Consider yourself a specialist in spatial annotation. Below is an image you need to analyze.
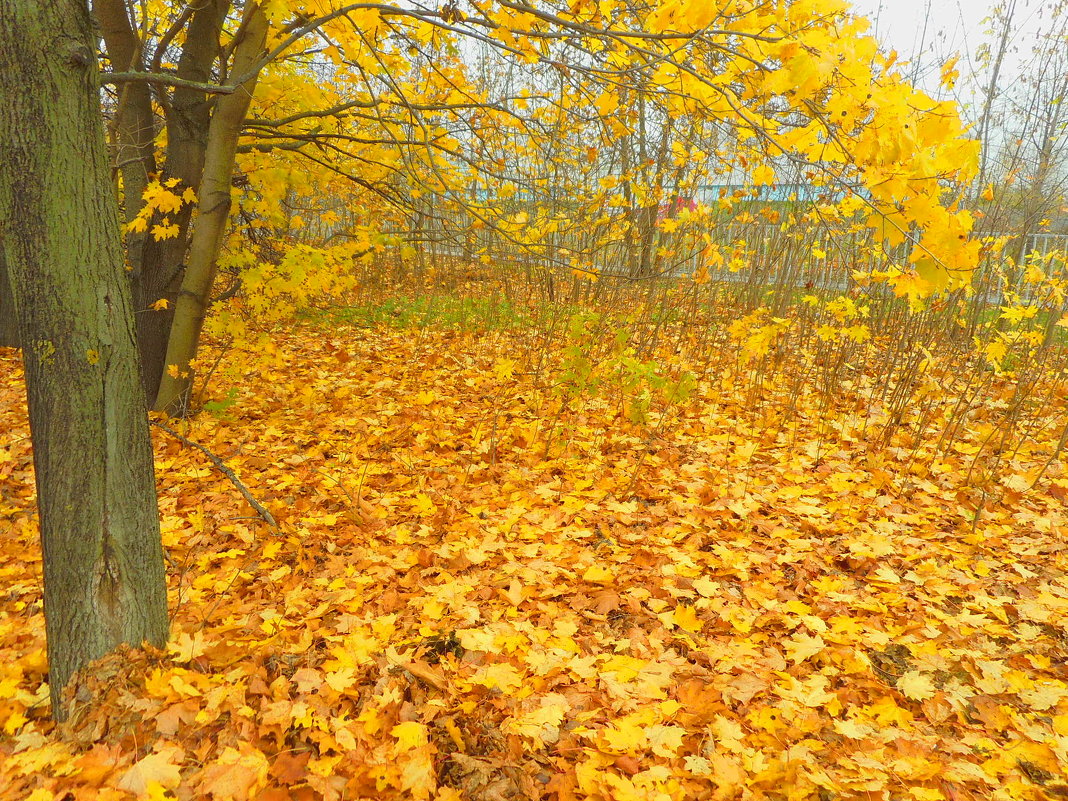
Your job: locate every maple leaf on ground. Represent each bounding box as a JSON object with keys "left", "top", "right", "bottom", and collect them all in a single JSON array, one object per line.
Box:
[
  {"left": 468, "top": 662, "right": 523, "bottom": 694},
  {"left": 118, "top": 745, "right": 184, "bottom": 796},
  {"left": 503, "top": 694, "right": 570, "bottom": 746},
  {"left": 392, "top": 721, "right": 429, "bottom": 751},
  {"left": 784, "top": 632, "right": 826, "bottom": 664},
  {"left": 196, "top": 746, "right": 269, "bottom": 801},
  {"left": 898, "top": 671, "right": 937, "bottom": 701},
  {"left": 397, "top": 747, "right": 437, "bottom": 800},
  {"left": 671, "top": 604, "right": 703, "bottom": 633}
]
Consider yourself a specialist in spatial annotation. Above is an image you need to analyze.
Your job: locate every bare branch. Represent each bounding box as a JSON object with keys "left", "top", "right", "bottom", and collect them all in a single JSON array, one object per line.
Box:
[
  {"left": 102, "top": 70, "right": 235, "bottom": 94},
  {"left": 152, "top": 421, "right": 278, "bottom": 529}
]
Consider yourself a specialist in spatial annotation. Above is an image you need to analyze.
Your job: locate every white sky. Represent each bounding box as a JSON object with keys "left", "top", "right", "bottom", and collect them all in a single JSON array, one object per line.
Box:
[
  {"left": 850, "top": 0, "right": 989, "bottom": 59},
  {"left": 847, "top": 0, "right": 1060, "bottom": 103}
]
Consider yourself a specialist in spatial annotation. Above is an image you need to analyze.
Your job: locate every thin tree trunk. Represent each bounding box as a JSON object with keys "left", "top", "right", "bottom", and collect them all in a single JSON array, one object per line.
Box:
[
  {"left": 975, "top": 0, "right": 1016, "bottom": 198},
  {"left": 0, "top": 0, "right": 169, "bottom": 720},
  {"left": 155, "top": 2, "right": 268, "bottom": 414}
]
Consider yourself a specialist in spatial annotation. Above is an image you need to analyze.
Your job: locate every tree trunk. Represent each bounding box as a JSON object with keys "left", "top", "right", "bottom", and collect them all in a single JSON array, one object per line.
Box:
[
  {"left": 93, "top": 0, "right": 163, "bottom": 401},
  {"left": 0, "top": 250, "right": 19, "bottom": 348},
  {"left": 133, "top": 0, "right": 230, "bottom": 407},
  {"left": 93, "top": 0, "right": 231, "bottom": 407},
  {"left": 0, "top": 0, "right": 169, "bottom": 720},
  {"left": 155, "top": 2, "right": 268, "bottom": 414}
]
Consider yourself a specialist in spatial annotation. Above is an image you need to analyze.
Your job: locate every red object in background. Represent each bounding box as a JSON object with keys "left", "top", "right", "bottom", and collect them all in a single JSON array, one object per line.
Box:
[{"left": 657, "top": 196, "right": 696, "bottom": 222}]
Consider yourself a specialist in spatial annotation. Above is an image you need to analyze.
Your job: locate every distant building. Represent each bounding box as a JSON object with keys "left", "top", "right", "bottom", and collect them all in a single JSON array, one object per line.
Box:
[{"left": 697, "top": 183, "right": 864, "bottom": 205}]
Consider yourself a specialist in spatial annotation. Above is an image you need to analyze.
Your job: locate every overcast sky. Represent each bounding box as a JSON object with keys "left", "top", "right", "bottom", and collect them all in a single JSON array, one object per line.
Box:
[
  {"left": 850, "top": 0, "right": 986, "bottom": 59},
  {"left": 847, "top": 0, "right": 1061, "bottom": 100}
]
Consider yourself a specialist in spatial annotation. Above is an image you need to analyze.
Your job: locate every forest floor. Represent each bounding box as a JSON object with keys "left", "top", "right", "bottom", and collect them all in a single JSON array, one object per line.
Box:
[{"left": 0, "top": 317, "right": 1067, "bottom": 801}]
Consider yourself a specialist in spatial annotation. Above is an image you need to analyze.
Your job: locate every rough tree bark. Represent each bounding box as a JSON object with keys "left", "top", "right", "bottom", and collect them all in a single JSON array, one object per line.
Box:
[
  {"left": 0, "top": 0, "right": 169, "bottom": 720},
  {"left": 0, "top": 251, "right": 19, "bottom": 348}
]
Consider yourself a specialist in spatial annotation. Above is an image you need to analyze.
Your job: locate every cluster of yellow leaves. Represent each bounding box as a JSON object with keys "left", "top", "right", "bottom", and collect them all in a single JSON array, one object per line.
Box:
[
  {"left": 160, "top": 0, "right": 994, "bottom": 315},
  {"left": 125, "top": 180, "right": 197, "bottom": 241},
  {"left": 802, "top": 295, "right": 872, "bottom": 345},
  {"left": 728, "top": 307, "right": 792, "bottom": 361},
  {"left": 1, "top": 307, "right": 1067, "bottom": 800},
  {"left": 558, "top": 0, "right": 985, "bottom": 297},
  {"left": 976, "top": 254, "right": 1068, "bottom": 373}
]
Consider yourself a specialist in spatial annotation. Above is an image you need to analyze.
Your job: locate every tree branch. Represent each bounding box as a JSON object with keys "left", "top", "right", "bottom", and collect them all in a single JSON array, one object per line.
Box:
[
  {"left": 152, "top": 421, "right": 278, "bottom": 529},
  {"left": 102, "top": 71, "right": 236, "bottom": 94}
]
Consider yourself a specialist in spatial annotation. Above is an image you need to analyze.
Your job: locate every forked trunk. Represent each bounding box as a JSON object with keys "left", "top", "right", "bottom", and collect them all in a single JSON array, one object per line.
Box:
[
  {"left": 93, "top": 0, "right": 230, "bottom": 407},
  {"left": 155, "top": 2, "right": 268, "bottom": 414}
]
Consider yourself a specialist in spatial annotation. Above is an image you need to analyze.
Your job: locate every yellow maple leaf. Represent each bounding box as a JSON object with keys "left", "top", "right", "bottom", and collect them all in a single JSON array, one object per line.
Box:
[
  {"left": 391, "top": 721, "right": 429, "bottom": 751},
  {"left": 1053, "top": 713, "right": 1068, "bottom": 736},
  {"left": 940, "top": 56, "right": 959, "bottom": 89},
  {"left": 646, "top": 724, "right": 686, "bottom": 757},
  {"left": 125, "top": 215, "right": 150, "bottom": 234},
  {"left": 872, "top": 566, "right": 901, "bottom": 584},
  {"left": 504, "top": 695, "right": 569, "bottom": 746},
  {"left": 118, "top": 745, "right": 184, "bottom": 796},
  {"left": 751, "top": 164, "right": 775, "bottom": 185},
  {"left": 412, "top": 493, "right": 436, "bottom": 516},
  {"left": 692, "top": 577, "right": 717, "bottom": 597},
  {"left": 868, "top": 696, "right": 914, "bottom": 726},
  {"left": 3, "top": 710, "right": 27, "bottom": 735},
  {"left": 469, "top": 662, "right": 522, "bottom": 693},
  {"left": 152, "top": 220, "right": 181, "bottom": 241},
  {"left": 711, "top": 715, "right": 746, "bottom": 751},
  {"left": 599, "top": 716, "right": 648, "bottom": 753},
  {"left": 784, "top": 632, "right": 826, "bottom": 664},
  {"left": 672, "top": 604, "right": 703, "bottom": 633},
  {"left": 324, "top": 666, "right": 357, "bottom": 693},
  {"left": 168, "top": 630, "right": 206, "bottom": 663},
  {"left": 148, "top": 187, "right": 183, "bottom": 215},
  {"left": 492, "top": 358, "right": 516, "bottom": 380},
  {"left": 582, "top": 564, "right": 614, "bottom": 584},
  {"left": 398, "top": 746, "right": 436, "bottom": 800},
  {"left": 833, "top": 718, "right": 872, "bottom": 739},
  {"left": 901, "top": 670, "right": 935, "bottom": 700}
]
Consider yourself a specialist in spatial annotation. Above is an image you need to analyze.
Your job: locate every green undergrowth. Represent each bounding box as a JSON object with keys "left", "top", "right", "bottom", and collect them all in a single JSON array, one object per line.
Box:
[{"left": 302, "top": 293, "right": 531, "bottom": 331}]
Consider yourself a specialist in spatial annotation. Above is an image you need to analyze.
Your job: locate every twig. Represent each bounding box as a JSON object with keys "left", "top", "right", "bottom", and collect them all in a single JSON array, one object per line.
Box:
[
  {"left": 151, "top": 421, "right": 278, "bottom": 529},
  {"left": 192, "top": 335, "right": 235, "bottom": 409}
]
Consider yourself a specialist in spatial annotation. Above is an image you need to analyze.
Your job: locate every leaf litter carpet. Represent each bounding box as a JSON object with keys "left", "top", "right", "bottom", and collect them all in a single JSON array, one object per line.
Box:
[{"left": 0, "top": 325, "right": 1067, "bottom": 801}]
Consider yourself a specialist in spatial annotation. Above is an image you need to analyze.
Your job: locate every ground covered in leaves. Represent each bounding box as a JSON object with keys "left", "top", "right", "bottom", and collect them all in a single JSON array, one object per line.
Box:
[{"left": 1, "top": 322, "right": 1067, "bottom": 801}]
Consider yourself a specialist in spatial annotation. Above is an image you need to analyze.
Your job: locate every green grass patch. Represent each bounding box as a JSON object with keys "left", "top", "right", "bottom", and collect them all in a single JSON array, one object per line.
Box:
[{"left": 303, "top": 293, "right": 532, "bottom": 331}]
